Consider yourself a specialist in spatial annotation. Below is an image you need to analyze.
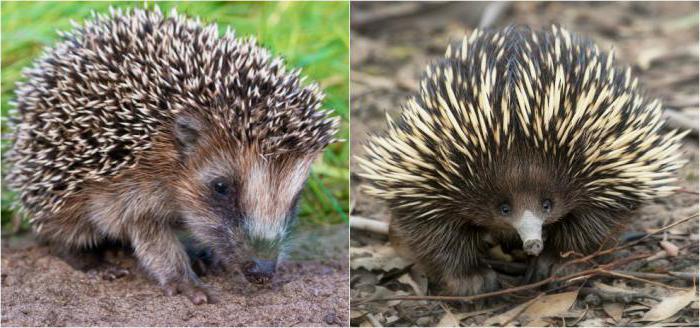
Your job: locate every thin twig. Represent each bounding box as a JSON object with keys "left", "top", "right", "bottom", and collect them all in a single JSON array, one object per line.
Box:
[
  {"left": 366, "top": 313, "right": 382, "bottom": 327},
  {"left": 631, "top": 214, "right": 698, "bottom": 245},
  {"left": 611, "top": 270, "right": 698, "bottom": 282},
  {"left": 354, "top": 214, "right": 699, "bottom": 305},
  {"left": 579, "top": 286, "right": 661, "bottom": 302},
  {"left": 354, "top": 267, "right": 598, "bottom": 304},
  {"left": 350, "top": 216, "right": 389, "bottom": 235},
  {"left": 676, "top": 188, "right": 700, "bottom": 195},
  {"left": 478, "top": 2, "right": 511, "bottom": 29},
  {"left": 663, "top": 110, "right": 699, "bottom": 136},
  {"left": 599, "top": 270, "right": 688, "bottom": 290},
  {"left": 567, "top": 213, "right": 698, "bottom": 266}
]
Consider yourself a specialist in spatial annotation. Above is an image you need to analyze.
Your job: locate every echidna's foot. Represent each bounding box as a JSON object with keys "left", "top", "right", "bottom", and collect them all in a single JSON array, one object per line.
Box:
[
  {"left": 523, "top": 252, "right": 577, "bottom": 286},
  {"left": 441, "top": 269, "right": 500, "bottom": 310},
  {"left": 523, "top": 254, "right": 555, "bottom": 284},
  {"left": 162, "top": 279, "right": 214, "bottom": 305},
  {"left": 443, "top": 268, "right": 500, "bottom": 296}
]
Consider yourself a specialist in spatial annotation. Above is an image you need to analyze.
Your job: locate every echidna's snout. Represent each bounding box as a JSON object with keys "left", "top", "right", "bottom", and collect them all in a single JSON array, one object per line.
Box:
[
  {"left": 242, "top": 257, "right": 277, "bottom": 285},
  {"left": 513, "top": 210, "right": 544, "bottom": 256}
]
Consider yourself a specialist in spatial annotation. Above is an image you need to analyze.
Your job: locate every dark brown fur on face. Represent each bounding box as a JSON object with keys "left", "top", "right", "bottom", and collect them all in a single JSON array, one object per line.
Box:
[{"left": 388, "top": 156, "right": 629, "bottom": 296}]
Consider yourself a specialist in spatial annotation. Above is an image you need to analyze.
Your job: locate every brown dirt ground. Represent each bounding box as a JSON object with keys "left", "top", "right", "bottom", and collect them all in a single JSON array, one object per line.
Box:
[
  {"left": 1, "top": 225, "right": 349, "bottom": 327},
  {"left": 351, "top": 1, "right": 699, "bottom": 326}
]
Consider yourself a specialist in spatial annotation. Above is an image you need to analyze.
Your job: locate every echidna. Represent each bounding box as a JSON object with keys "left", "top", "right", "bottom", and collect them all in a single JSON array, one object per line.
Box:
[
  {"left": 357, "top": 25, "right": 688, "bottom": 296},
  {"left": 5, "top": 7, "right": 338, "bottom": 304}
]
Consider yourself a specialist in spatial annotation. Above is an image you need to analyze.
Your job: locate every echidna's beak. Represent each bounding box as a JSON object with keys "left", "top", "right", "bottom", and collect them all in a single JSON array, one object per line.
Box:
[{"left": 513, "top": 210, "right": 544, "bottom": 256}]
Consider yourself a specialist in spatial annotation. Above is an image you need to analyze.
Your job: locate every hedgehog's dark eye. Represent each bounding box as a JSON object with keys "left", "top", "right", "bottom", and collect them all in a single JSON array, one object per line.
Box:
[
  {"left": 212, "top": 180, "right": 230, "bottom": 196},
  {"left": 542, "top": 199, "right": 553, "bottom": 212},
  {"left": 498, "top": 203, "right": 511, "bottom": 216}
]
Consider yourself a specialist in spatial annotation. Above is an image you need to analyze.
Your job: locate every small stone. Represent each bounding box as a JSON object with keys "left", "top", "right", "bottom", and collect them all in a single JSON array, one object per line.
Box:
[
  {"left": 324, "top": 311, "right": 337, "bottom": 325},
  {"left": 584, "top": 293, "right": 601, "bottom": 306}
]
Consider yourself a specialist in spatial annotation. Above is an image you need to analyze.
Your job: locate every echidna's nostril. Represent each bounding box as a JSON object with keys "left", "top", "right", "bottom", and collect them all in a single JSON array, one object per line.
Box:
[{"left": 242, "top": 258, "right": 276, "bottom": 285}]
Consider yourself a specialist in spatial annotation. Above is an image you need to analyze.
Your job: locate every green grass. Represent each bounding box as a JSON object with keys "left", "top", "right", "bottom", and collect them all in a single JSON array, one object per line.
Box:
[{"left": 0, "top": 1, "right": 349, "bottom": 230}]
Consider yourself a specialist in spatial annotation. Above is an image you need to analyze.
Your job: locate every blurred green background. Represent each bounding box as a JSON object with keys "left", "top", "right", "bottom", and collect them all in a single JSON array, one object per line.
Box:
[{"left": 0, "top": 1, "right": 349, "bottom": 232}]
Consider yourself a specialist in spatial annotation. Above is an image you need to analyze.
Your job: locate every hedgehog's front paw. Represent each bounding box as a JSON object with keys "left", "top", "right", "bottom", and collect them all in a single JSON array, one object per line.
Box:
[
  {"left": 443, "top": 269, "right": 500, "bottom": 296},
  {"left": 99, "top": 266, "right": 131, "bottom": 281},
  {"left": 162, "top": 279, "right": 215, "bottom": 305},
  {"left": 191, "top": 252, "right": 226, "bottom": 277}
]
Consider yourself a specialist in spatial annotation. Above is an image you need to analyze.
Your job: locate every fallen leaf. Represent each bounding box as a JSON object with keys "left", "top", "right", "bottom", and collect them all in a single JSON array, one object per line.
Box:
[
  {"left": 556, "top": 309, "right": 587, "bottom": 319},
  {"left": 624, "top": 304, "right": 651, "bottom": 316},
  {"left": 624, "top": 304, "right": 649, "bottom": 312},
  {"left": 659, "top": 240, "right": 679, "bottom": 256},
  {"left": 593, "top": 281, "right": 635, "bottom": 294},
  {"left": 351, "top": 310, "right": 367, "bottom": 320},
  {"left": 519, "top": 291, "right": 579, "bottom": 324},
  {"left": 398, "top": 273, "right": 425, "bottom": 296},
  {"left": 350, "top": 244, "right": 413, "bottom": 271},
  {"left": 592, "top": 281, "right": 647, "bottom": 300},
  {"left": 602, "top": 303, "right": 624, "bottom": 322},
  {"left": 366, "top": 313, "right": 383, "bottom": 327},
  {"left": 576, "top": 318, "right": 607, "bottom": 326},
  {"left": 640, "top": 288, "right": 696, "bottom": 322},
  {"left": 527, "top": 319, "right": 549, "bottom": 326},
  {"left": 437, "top": 305, "right": 461, "bottom": 327},
  {"left": 646, "top": 250, "right": 668, "bottom": 262},
  {"left": 416, "top": 316, "right": 433, "bottom": 326},
  {"left": 368, "top": 286, "right": 410, "bottom": 307},
  {"left": 484, "top": 295, "right": 541, "bottom": 326},
  {"left": 384, "top": 315, "right": 400, "bottom": 325}
]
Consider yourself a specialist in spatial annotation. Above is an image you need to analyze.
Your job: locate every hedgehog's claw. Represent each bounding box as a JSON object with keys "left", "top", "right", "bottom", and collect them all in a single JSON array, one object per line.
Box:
[
  {"left": 162, "top": 280, "right": 216, "bottom": 305},
  {"left": 100, "top": 266, "right": 130, "bottom": 281}
]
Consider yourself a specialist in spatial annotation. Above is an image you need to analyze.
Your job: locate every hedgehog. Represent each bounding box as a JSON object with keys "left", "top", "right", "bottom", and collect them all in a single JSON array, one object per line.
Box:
[
  {"left": 4, "top": 7, "right": 339, "bottom": 304},
  {"left": 357, "top": 25, "right": 688, "bottom": 296}
]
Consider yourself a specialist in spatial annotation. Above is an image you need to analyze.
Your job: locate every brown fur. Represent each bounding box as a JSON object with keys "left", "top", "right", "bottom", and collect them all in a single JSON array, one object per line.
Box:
[
  {"left": 32, "top": 116, "right": 318, "bottom": 303},
  {"left": 6, "top": 8, "right": 337, "bottom": 305},
  {"left": 360, "top": 26, "right": 685, "bottom": 298},
  {"left": 388, "top": 158, "right": 633, "bottom": 296}
]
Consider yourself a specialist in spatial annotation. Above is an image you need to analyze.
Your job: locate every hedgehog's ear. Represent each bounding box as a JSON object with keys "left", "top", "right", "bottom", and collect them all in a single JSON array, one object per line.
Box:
[{"left": 174, "top": 115, "right": 201, "bottom": 153}]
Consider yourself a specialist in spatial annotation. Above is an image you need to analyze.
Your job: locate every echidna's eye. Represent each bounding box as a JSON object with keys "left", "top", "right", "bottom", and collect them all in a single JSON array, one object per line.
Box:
[
  {"left": 212, "top": 180, "right": 230, "bottom": 196},
  {"left": 542, "top": 199, "right": 553, "bottom": 212},
  {"left": 498, "top": 203, "right": 511, "bottom": 216}
]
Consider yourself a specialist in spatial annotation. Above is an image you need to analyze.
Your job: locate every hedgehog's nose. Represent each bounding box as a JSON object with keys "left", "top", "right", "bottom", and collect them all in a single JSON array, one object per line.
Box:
[{"left": 242, "top": 258, "right": 276, "bottom": 285}]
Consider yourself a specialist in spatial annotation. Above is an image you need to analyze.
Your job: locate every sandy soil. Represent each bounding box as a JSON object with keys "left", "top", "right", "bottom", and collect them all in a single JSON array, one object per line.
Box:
[
  {"left": 350, "top": 2, "right": 698, "bottom": 326},
  {"left": 1, "top": 225, "right": 349, "bottom": 327}
]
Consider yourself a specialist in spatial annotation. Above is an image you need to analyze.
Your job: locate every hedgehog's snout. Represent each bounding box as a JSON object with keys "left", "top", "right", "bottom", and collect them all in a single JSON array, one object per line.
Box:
[
  {"left": 242, "top": 257, "right": 276, "bottom": 285},
  {"left": 513, "top": 210, "right": 544, "bottom": 256}
]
